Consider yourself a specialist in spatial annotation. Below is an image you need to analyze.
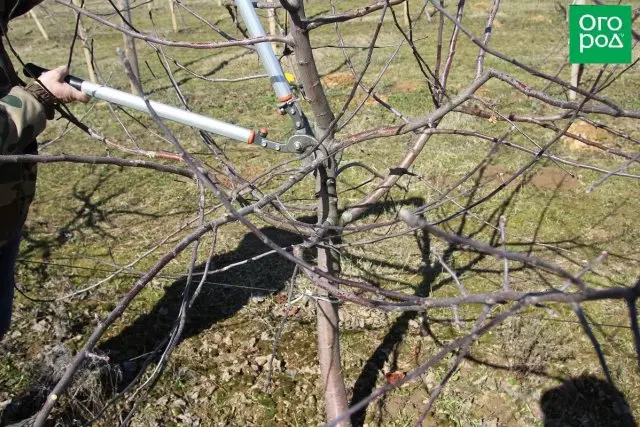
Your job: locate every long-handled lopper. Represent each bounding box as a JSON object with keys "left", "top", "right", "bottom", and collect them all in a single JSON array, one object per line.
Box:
[
  {"left": 23, "top": 62, "right": 317, "bottom": 155},
  {"left": 22, "top": 0, "right": 317, "bottom": 155}
]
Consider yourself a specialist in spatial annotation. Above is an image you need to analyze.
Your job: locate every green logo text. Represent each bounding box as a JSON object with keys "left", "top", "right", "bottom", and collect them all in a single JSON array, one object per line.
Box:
[{"left": 569, "top": 5, "right": 632, "bottom": 64}]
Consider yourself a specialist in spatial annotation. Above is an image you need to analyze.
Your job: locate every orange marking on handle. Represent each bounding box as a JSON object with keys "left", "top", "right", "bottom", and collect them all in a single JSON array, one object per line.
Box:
[
  {"left": 278, "top": 94, "right": 293, "bottom": 102},
  {"left": 248, "top": 130, "right": 256, "bottom": 145}
]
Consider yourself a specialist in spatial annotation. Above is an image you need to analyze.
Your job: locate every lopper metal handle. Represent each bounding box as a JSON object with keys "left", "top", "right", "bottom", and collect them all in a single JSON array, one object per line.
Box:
[
  {"left": 22, "top": 63, "right": 305, "bottom": 152},
  {"left": 23, "top": 63, "right": 85, "bottom": 91},
  {"left": 22, "top": 63, "right": 271, "bottom": 147},
  {"left": 234, "top": 0, "right": 293, "bottom": 102}
]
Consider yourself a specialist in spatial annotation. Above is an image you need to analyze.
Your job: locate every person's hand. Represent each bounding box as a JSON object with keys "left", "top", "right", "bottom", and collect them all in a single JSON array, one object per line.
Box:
[{"left": 37, "top": 66, "right": 90, "bottom": 104}]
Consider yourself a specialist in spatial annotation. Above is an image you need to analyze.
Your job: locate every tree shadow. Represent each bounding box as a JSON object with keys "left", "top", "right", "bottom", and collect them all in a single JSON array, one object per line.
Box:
[
  {"left": 540, "top": 375, "right": 636, "bottom": 427},
  {"left": 99, "top": 224, "right": 307, "bottom": 366},
  {"left": 349, "top": 217, "right": 437, "bottom": 426},
  {"left": 99, "top": 198, "right": 423, "bottom": 379},
  {"left": 2, "top": 193, "right": 425, "bottom": 425},
  {"left": 347, "top": 161, "right": 640, "bottom": 425},
  {"left": 0, "top": 168, "right": 194, "bottom": 426},
  {"left": 4, "top": 221, "right": 308, "bottom": 425},
  {"left": 18, "top": 170, "right": 162, "bottom": 284},
  {"left": 347, "top": 162, "right": 562, "bottom": 425},
  {"left": 424, "top": 172, "right": 640, "bottom": 379}
]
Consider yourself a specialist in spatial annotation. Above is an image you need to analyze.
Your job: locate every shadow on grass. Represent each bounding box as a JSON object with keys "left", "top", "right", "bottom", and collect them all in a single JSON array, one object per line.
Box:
[
  {"left": 348, "top": 161, "right": 640, "bottom": 425},
  {"left": 348, "top": 160, "right": 524, "bottom": 425},
  {"left": 348, "top": 216, "right": 436, "bottom": 426},
  {"left": 4, "top": 221, "right": 305, "bottom": 426},
  {"left": 99, "top": 225, "right": 307, "bottom": 365},
  {"left": 100, "top": 198, "right": 425, "bottom": 377},
  {"left": 3, "top": 195, "right": 426, "bottom": 425},
  {"left": 18, "top": 170, "right": 165, "bottom": 285},
  {"left": 540, "top": 375, "right": 636, "bottom": 427},
  {"left": 346, "top": 161, "right": 616, "bottom": 424}
]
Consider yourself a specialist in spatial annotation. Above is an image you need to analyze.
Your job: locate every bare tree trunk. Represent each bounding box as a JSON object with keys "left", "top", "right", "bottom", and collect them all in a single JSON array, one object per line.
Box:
[
  {"left": 404, "top": 0, "right": 410, "bottom": 27},
  {"left": 315, "top": 160, "right": 348, "bottom": 425},
  {"left": 168, "top": 0, "right": 179, "bottom": 32},
  {"left": 285, "top": 0, "right": 349, "bottom": 424},
  {"left": 570, "top": 63, "right": 584, "bottom": 101},
  {"left": 569, "top": 0, "right": 584, "bottom": 100},
  {"left": 29, "top": 10, "right": 49, "bottom": 40},
  {"left": 120, "top": 0, "right": 140, "bottom": 93},
  {"left": 286, "top": 8, "right": 334, "bottom": 131},
  {"left": 71, "top": 0, "right": 96, "bottom": 83},
  {"left": 267, "top": 8, "right": 278, "bottom": 52}
]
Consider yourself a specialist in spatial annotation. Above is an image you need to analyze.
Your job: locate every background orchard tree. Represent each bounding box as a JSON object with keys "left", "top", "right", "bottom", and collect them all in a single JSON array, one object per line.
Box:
[{"left": 1, "top": 0, "right": 639, "bottom": 426}]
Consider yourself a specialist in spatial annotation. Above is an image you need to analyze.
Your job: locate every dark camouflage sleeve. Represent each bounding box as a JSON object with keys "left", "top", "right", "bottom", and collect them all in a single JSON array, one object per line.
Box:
[
  {"left": 0, "top": 85, "right": 47, "bottom": 155},
  {"left": 1, "top": 0, "right": 46, "bottom": 22}
]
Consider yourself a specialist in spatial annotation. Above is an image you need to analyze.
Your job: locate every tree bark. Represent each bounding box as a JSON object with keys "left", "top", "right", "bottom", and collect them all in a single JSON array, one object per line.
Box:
[
  {"left": 120, "top": 0, "right": 140, "bottom": 92},
  {"left": 285, "top": 0, "right": 349, "bottom": 424},
  {"left": 29, "top": 10, "right": 49, "bottom": 40},
  {"left": 71, "top": 0, "right": 97, "bottom": 83},
  {"left": 168, "top": 0, "right": 179, "bottom": 32},
  {"left": 286, "top": 1, "right": 335, "bottom": 133},
  {"left": 314, "top": 159, "right": 348, "bottom": 426},
  {"left": 569, "top": 0, "right": 585, "bottom": 101},
  {"left": 268, "top": 8, "right": 278, "bottom": 52}
]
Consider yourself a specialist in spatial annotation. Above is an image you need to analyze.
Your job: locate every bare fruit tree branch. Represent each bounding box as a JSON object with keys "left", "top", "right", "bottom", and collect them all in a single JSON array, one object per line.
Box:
[{"left": 2, "top": 0, "right": 635, "bottom": 425}]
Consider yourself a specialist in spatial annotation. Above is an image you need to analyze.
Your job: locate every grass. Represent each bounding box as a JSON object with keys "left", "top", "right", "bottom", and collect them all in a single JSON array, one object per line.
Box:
[{"left": 1, "top": 0, "right": 639, "bottom": 425}]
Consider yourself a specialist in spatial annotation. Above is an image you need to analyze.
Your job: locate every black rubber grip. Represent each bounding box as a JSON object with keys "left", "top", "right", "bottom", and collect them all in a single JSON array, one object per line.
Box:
[{"left": 23, "top": 63, "right": 85, "bottom": 91}]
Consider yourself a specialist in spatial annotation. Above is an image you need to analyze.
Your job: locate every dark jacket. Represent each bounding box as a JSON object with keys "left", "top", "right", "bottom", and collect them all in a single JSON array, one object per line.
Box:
[{"left": 0, "top": 0, "right": 48, "bottom": 245}]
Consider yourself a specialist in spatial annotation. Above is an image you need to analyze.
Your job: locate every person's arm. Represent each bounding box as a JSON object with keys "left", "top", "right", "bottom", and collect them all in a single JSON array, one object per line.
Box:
[
  {"left": 0, "top": 85, "right": 48, "bottom": 155},
  {"left": 0, "top": 66, "right": 90, "bottom": 155}
]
